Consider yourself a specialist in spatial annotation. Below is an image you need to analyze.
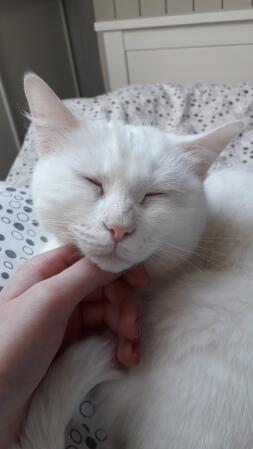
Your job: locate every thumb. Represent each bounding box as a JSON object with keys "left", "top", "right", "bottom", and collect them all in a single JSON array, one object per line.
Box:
[{"left": 24, "top": 257, "right": 118, "bottom": 318}]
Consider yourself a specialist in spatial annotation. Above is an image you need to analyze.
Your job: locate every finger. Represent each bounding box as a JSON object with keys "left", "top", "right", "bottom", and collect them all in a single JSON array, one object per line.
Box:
[
  {"left": 119, "top": 297, "right": 140, "bottom": 340},
  {"left": 117, "top": 338, "right": 140, "bottom": 368},
  {"left": 59, "top": 305, "right": 83, "bottom": 352},
  {"left": 1, "top": 244, "right": 81, "bottom": 301},
  {"left": 85, "top": 287, "right": 105, "bottom": 303},
  {"left": 104, "top": 279, "right": 132, "bottom": 307},
  {"left": 23, "top": 257, "right": 118, "bottom": 318},
  {"left": 81, "top": 301, "right": 105, "bottom": 329},
  {"left": 104, "top": 302, "right": 120, "bottom": 335},
  {"left": 123, "top": 265, "right": 150, "bottom": 289},
  {"left": 60, "top": 302, "right": 106, "bottom": 353},
  {"left": 105, "top": 281, "right": 140, "bottom": 340}
]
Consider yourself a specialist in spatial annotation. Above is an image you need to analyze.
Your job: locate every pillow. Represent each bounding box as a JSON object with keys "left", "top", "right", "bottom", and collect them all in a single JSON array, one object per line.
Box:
[{"left": 0, "top": 182, "right": 50, "bottom": 291}]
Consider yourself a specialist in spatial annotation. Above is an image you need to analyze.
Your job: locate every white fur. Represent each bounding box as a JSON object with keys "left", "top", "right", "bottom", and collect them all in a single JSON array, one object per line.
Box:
[
  {"left": 13, "top": 338, "right": 120, "bottom": 449},
  {"left": 93, "top": 169, "right": 253, "bottom": 449},
  {"left": 15, "top": 74, "right": 248, "bottom": 449}
]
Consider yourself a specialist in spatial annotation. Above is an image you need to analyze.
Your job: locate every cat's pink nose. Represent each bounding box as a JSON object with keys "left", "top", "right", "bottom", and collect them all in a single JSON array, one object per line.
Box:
[{"left": 104, "top": 223, "right": 135, "bottom": 242}]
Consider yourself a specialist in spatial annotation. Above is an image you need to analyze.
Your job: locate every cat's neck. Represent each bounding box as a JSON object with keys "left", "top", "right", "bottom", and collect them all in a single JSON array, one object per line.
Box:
[
  {"left": 144, "top": 240, "right": 201, "bottom": 284},
  {"left": 196, "top": 212, "right": 253, "bottom": 273},
  {"left": 145, "top": 202, "right": 253, "bottom": 282},
  {"left": 195, "top": 168, "right": 253, "bottom": 274}
]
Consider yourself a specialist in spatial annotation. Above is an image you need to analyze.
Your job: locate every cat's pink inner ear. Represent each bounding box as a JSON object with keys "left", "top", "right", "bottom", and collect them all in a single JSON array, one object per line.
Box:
[
  {"left": 182, "top": 121, "right": 244, "bottom": 178},
  {"left": 24, "top": 73, "right": 78, "bottom": 154}
]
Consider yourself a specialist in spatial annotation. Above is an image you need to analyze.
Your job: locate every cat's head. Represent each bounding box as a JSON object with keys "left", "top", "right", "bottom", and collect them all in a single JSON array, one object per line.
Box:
[{"left": 24, "top": 73, "right": 242, "bottom": 274}]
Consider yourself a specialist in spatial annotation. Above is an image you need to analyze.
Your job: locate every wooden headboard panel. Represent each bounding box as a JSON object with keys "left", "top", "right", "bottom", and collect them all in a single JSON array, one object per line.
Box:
[{"left": 95, "top": 9, "right": 253, "bottom": 91}]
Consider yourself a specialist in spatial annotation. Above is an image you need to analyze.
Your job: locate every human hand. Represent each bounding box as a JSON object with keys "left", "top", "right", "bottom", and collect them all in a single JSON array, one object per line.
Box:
[{"left": 0, "top": 245, "right": 148, "bottom": 448}]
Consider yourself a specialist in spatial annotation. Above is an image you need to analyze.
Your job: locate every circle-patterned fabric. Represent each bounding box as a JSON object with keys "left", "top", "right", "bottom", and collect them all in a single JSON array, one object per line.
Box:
[
  {"left": 6, "top": 82, "right": 253, "bottom": 187},
  {"left": 0, "top": 183, "right": 49, "bottom": 290}
]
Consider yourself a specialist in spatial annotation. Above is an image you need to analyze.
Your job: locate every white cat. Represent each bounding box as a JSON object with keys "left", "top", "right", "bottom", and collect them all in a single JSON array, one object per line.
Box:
[{"left": 14, "top": 73, "right": 249, "bottom": 449}]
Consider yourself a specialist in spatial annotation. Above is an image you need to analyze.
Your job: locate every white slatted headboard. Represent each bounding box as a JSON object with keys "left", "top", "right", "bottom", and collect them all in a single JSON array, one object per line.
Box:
[{"left": 95, "top": 9, "right": 253, "bottom": 91}]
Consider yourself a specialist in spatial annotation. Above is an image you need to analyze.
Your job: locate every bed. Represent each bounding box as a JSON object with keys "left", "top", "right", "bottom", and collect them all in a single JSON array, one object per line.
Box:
[{"left": 4, "top": 8, "right": 253, "bottom": 449}]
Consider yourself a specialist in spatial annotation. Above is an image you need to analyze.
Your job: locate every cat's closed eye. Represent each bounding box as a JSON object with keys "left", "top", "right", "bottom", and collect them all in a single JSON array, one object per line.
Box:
[
  {"left": 78, "top": 174, "right": 104, "bottom": 196},
  {"left": 141, "top": 192, "right": 169, "bottom": 205}
]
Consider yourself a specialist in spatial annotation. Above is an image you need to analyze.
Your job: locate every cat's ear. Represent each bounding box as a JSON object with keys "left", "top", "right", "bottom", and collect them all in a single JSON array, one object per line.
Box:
[
  {"left": 24, "top": 73, "right": 79, "bottom": 154},
  {"left": 182, "top": 121, "right": 244, "bottom": 178}
]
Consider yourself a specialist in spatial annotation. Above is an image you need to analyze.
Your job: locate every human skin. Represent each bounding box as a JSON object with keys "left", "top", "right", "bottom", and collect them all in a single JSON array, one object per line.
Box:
[{"left": 0, "top": 244, "right": 149, "bottom": 448}]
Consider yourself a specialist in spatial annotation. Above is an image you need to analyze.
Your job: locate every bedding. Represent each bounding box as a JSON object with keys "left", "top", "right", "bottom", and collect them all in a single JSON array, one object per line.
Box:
[
  {"left": 3, "top": 81, "right": 253, "bottom": 448},
  {"left": 7, "top": 82, "right": 253, "bottom": 187}
]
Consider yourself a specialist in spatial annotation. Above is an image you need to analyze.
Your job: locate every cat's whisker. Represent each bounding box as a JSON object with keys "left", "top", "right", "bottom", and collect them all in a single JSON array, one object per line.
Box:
[
  {"left": 38, "top": 218, "right": 77, "bottom": 225},
  {"left": 158, "top": 243, "right": 221, "bottom": 267},
  {"left": 166, "top": 239, "right": 227, "bottom": 260},
  {"left": 200, "top": 236, "right": 238, "bottom": 242}
]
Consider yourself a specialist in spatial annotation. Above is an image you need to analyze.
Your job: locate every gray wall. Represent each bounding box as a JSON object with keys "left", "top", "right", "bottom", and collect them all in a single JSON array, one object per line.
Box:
[
  {"left": 64, "top": 0, "right": 104, "bottom": 98},
  {"left": 0, "top": 0, "right": 104, "bottom": 179},
  {"left": 0, "top": 76, "right": 19, "bottom": 177}
]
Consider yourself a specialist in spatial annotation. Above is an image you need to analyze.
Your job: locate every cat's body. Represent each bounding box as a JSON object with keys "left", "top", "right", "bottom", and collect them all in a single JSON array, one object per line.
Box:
[
  {"left": 93, "top": 168, "right": 253, "bottom": 449},
  {"left": 17, "top": 168, "right": 253, "bottom": 449},
  {"left": 15, "top": 74, "right": 252, "bottom": 449}
]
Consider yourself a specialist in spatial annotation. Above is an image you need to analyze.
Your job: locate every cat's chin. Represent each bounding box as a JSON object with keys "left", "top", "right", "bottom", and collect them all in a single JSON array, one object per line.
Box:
[{"left": 89, "top": 253, "right": 133, "bottom": 273}]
